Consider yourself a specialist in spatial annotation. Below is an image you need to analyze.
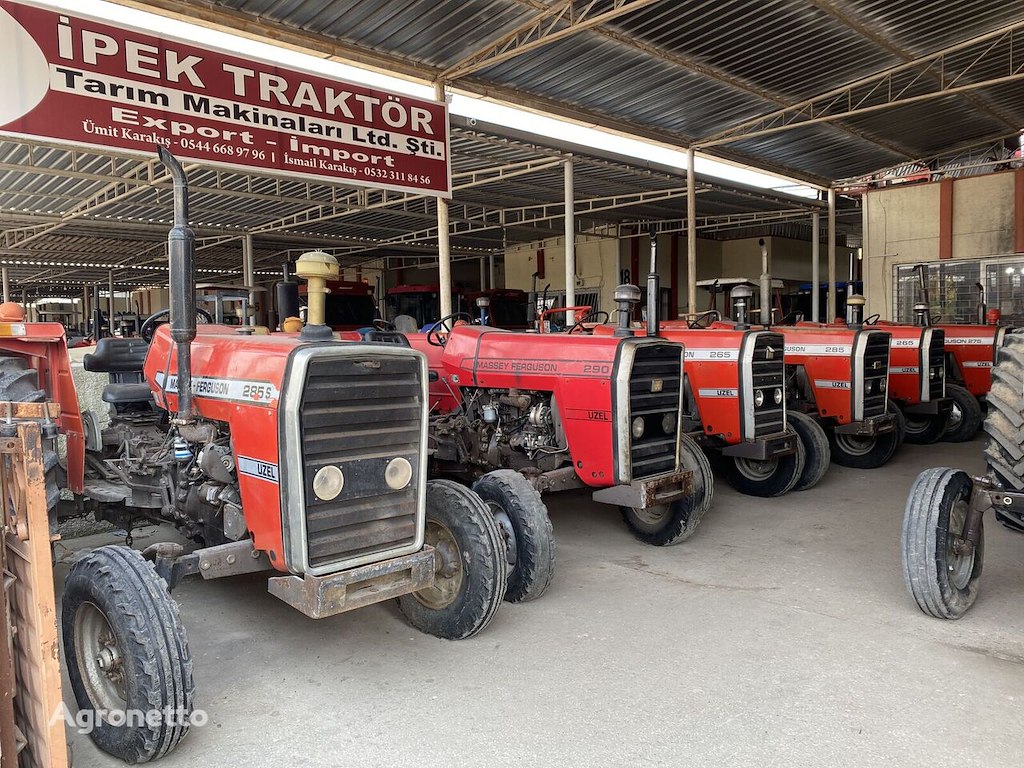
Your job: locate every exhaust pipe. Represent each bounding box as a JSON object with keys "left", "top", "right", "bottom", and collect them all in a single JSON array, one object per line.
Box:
[
  {"left": 976, "top": 282, "right": 986, "bottom": 325},
  {"left": 913, "top": 264, "right": 932, "bottom": 327},
  {"left": 156, "top": 147, "right": 196, "bottom": 424},
  {"left": 646, "top": 224, "right": 660, "bottom": 337},
  {"left": 759, "top": 238, "right": 770, "bottom": 326}
]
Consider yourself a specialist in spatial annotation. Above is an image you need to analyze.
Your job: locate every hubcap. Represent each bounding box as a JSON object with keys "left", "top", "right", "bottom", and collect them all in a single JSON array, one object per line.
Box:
[
  {"left": 947, "top": 403, "right": 963, "bottom": 430},
  {"left": 415, "top": 520, "right": 464, "bottom": 610},
  {"left": 946, "top": 498, "right": 975, "bottom": 590},
  {"left": 74, "top": 602, "right": 127, "bottom": 715},
  {"left": 904, "top": 417, "right": 929, "bottom": 434},
  {"left": 834, "top": 433, "right": 876, "bottom": 457},
  {"left": 631, "top": 504, "right": 670, "bottom": 526},
  {"left": 486, "top": 502, "right": 518, "bottom": 569},
  {"left": 734, "top": 456, "right": 778, "bottom": 481}
]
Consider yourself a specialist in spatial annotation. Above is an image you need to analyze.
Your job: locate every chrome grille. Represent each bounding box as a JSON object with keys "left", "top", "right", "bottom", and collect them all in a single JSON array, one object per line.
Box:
[
  {"left": 861, "top": 331, "right": 890, "bottom": 418},
  {"left": 747, "top": 332, "right": 785, "bottom": 438},
  {"left": 628, "top": 343, "right": 682, "bottom": 479},
  {"left": 297, "top": 353, "right": 423, "bottom": 570},
  {"left": 926, "top": 329, "right": 946, "bottom": 401}
]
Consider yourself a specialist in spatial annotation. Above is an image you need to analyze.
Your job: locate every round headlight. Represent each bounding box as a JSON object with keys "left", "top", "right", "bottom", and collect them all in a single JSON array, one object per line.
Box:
[
  {"left": 631, "top": 416, "right": 645, "bottom": 439},
  {"left": 754, "top": 390, "right": 765, "bottom": 407},
  {"left": 312, "top": 465, "right": 344, "bottom": 501},
  {"left": 385, "top": 457, "right": 413, "bottom": 490},
  {"left": 773, "top": 388, "right": 783, "bottom": 405},
  {"left": 879, "top": 379, "right": 886, "bottom": 392},
  {"left": 661, "top": 412, "right": 676, "bottom": 434}
]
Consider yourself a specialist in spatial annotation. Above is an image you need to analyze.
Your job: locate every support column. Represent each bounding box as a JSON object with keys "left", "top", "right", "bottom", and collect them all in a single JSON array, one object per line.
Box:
[
  {"left": 564, "top": 157, "right": 576, "bottom": 325},
  {"left": 479, "top": 256, "right": 487, "bottom": 291},
  {"left": 82, "top": 285, "right": 89, "bottom": 333},
  {"left": 686, "top": 147, "right": 697, "bottom": 317},
  {"left": 108, "top": 270, "right": 116, "bottom": 335},
  {"left": 1, "top": 266, "right": 8, "bottom": 303},
  {"left": 242, "top": 232, "right": 255, "bottom": 326},
  {"left": 434, "top": 81, "right": 452, "bottom": 321},
  {"left": 21, "top": 290, "right": 27, "bottom": 322},
  {"left": 811, "top": 211, "right": 821, "bottom": 323},
  {"left": 489, "top": 251, "right": 496, "bottom": 290},
  {"left": 827, "top": 188, "right": 837, "bottom": 322}
]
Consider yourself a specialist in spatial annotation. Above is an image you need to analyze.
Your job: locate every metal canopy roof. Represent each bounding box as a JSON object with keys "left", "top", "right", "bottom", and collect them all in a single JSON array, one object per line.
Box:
[{"left": 119, "top": 0, "right": 1024, "bottom": 183}]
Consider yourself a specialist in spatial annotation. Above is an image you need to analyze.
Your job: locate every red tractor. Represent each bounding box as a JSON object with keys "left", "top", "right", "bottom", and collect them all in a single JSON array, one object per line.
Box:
[{"left": 7, "top": 151, "right": 509, "bottom": 763}]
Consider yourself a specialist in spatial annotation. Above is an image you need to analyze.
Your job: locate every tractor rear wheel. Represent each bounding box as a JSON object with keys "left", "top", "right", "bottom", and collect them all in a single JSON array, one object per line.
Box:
[
  {"left": 719, "top": 429, "right": 805, "bottom": 497},
  {"left": 787, "top": 411, "right": 830, "bottom": 491},
  {"left": 472, "top": 470, "right": 555, "bottom": 603},
  {"left": 901, "top": 468, "right": 983, "bottom": 619},
  {"left": 901, "top": 408, "right": 947, "bottom": 445},
  {"left": 943, "top": 383, "right": 983, "bottom": 443},
  {"left": 398, "top": 480, "right": 507, "bottom": 639},
  {"left": 0, "top": 356, "right": 60, "bottom": 517},
  {"left": 982, "top": 332, "right": 1024, "bottom": 532},
  {"left": 62, "top": 546, "right": 195, "bottom": 763},
  {"left": 621, "top": 434, "right": 713, "bottom": 545}
]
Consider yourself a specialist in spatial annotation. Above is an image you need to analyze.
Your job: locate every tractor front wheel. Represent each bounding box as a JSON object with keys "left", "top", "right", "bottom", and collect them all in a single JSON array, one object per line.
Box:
[
  {"left": 787, "top": 411, "right": 831, "bottom": 491},
  {"left": 901, "top": 468, "right": 983, "bottom": 619},
  {"left": 472, "top": 470, "right": 555, "bottom": 603},
  {"left": 943, "top": 383, "right": 983, "bottom": 443},
  {"left": 621, "top": 434, "right": 713, "bottom": 545},
  {"left": 902, "top": 410, "right": 947, "bottom": 445},
  {"left": 398, "top": 480, "right": 507, "bottom": 639},
  {"left": 827, "top": 405, "right": 902, "bottom": 470},
  {"left": 719, "top": 429, "right": 805, "bottom": 497},
  {"left": 62, "top": 546, "right": 195, "bottom": 764}
]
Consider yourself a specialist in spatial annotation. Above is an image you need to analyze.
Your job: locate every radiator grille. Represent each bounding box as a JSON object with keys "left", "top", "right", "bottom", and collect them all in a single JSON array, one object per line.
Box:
[
  {"left": 927, "top": 329, "right": 946, "bottom": 401},
  {"left": 628, "top": 343, "right": 682, "bottom": 479},
  {"left": 862, "top": 331, "right": 890, "bottom": 418},
  {"left": 298, "top": 354, "right": 422, "bottom": 568},
  {"left": 749, "top": 332, "right": 786, "bottom": 438}
]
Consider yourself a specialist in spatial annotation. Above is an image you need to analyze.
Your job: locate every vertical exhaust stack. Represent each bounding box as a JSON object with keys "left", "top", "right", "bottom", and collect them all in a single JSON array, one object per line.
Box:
[
  {"left": 646, "top": 224, "right": 660, "bottom": 337},
  {"left": 156, "top": 147, "right": 196, "bottom": 424},
  {"left": 758, "top": 238, "right": 770, "bottom": 326},
  {"left": 976, "top": 282, "right": 986, "bottom": 325},
  {"left": 913, "top": 263, "right": 932, "bottom": 327}
]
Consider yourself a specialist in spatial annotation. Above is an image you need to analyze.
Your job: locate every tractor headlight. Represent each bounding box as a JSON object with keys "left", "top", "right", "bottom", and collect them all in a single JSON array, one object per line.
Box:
[
  {"left": 312, "top": 465, "right": 345, "bottom": 501},
  {"left": 754, "top": 390, "right": 765, "bottom": 407},
  {"left": 385, "top": 457, "right": 413, "bottom": 490},
  {"left": 661, "top": 412, "right": 676, "bottom": 434},
  {"left": 773, "top": 388, "right": 783, "bottom": 405},
  {"left": 879, "top": 379, "right": 886, "bottom": 392},
  {"left": 930, "top": 367, "right": 942, "bottom": 380},
  {"left": 632, "top": 417, "right": 645, "bottom": 439}
]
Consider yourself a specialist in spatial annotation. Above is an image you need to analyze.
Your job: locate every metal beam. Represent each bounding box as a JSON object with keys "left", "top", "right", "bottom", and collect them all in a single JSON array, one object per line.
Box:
[
  {"left": 699, "top": 20, "right": 1024, "bottom": 147},
  {"left": 686, "top": 148, "right": 697, "bottom": 316},
  {"left": 442, "top": 0, "right": 663, "bottom": 81},
  {"left": 564, "top": 157, "right": 575, "bottom": 324}
]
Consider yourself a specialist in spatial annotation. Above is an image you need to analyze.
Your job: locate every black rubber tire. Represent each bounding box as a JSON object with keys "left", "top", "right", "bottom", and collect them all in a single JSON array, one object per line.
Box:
[
  {"left": 943, "top": 383, "right": 983, "bottom": 443},
  {"left": 398, "top": 480, "right": 507, "bottom": 639},
  {"left": 472, "top": 470, "right": 555, "bottom": 603},
  {"left": 901, "top": 468, "right": 983, "bottom": 619},
  {"left": 982, "top": 334, "right": 1024, "bottom": 531},
  {"left": 62, "top": 546, "right": 195, "bottom": 763},
  {"left": 888, "top": 398, "right": 907, "bottom": 448},
  {"left": 0, "top": 355, "right": 59, "bottom": 514},
  {"left": 827, "top": 404, "right": 902, "bottom": 470},
  {"left": 718, "top": 428, "right": 805, "bottom": 497},
  {"left": 621, "top": 434, "right": 713, "bottom": 545},
  {"left": 787, "top": 410, "right": 831, "bottom": 491},
  {"left": 901, "top": 406, "right": 947, "bottom": 445}
]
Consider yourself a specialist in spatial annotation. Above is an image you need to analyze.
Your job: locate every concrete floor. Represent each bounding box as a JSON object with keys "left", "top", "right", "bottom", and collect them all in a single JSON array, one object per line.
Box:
[{"left": 60, "top": 437, "right": 1024, "bottom": 768}]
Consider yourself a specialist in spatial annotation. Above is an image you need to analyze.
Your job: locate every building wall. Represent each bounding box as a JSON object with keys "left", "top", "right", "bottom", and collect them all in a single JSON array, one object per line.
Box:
[
  {"left": 863, "top": 170, "right": 1018, "bottom": 319},
  {"left": 506, "top": 235, "right": 621, "bottom": 312}
]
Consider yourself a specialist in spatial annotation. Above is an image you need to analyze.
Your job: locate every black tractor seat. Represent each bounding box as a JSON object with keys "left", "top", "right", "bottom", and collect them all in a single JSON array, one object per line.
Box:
[
  {"left": 83, "top": 337, "right": 149, "bottom": 374},
  {"left": 101, "top": 383, "right": 154, "bottom": 405}
]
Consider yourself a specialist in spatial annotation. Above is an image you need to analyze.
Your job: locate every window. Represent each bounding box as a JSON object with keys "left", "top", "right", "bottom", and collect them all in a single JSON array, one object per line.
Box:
[{"left": 892, "top": 257, "right": 1024, "bottom": 325}]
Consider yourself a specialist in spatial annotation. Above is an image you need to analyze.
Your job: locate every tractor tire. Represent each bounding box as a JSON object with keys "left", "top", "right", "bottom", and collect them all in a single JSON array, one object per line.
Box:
[
  {"left": 827, "top": 403, "right": 902, "bottom": 470},
  {"left": 888, "top": 398, "right": 907, "bottom": 448},
  {"left": 398, "top": 480, "right": 507, "bottom": 639},
  {"left": 901, "top": 407, "right": 947, "bottom": 445},
  {"left": 62, "top": 546, "right": 195, "bottom": 763},
  {"left": 621, "top": 434, "right": 713, "bottom": 546},
  {"left": 982, "top": 334, "right": 1024, "bottom": 532},
  {"left": 787, "top": 410, "right": 831, "bottom": 491},
  {"left": 0, "top": 355, "right": 59, "bottom": 515},
  {"left": 719, "top": 428, "right": 805, "bottom": 497},
  {"left": 901, "top": 468, "right": 983, "bottom": 619},
  {"left": 943, "top": 383, "right": 983, "bottom": 443},
  {"left": 472, "top": 470, "right": 555, "bottom": 603}
]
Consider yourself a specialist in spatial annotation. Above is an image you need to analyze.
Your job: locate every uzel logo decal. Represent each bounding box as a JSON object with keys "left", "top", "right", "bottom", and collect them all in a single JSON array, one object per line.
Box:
[
  {"left": 237, "top": 456, "right": 279, "bottom": 484},
  {"left": 890, "top": 366, "right": 919, "bottom": 374},
  {"left": 698, "top": 388, "right": 738, "bottom": 398},
  {"left": 963, "top": 361, "right": 993, "bottom": 368},
  {"left": 813, "top": 380, "right": 851, "bottom": 390},
  {"left": 154, "top": 372, "right": 279, "bottom": 405}
]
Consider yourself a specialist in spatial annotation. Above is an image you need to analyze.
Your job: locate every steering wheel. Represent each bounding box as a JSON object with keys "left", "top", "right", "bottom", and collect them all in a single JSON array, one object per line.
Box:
[
  {"left": 864, "top": 313, "right": 880, "bottom": 325},
  {"left": 373, "top": 318, "right": 395, "bottom": 331},
  {"left": 426, "top": 312, "right": 473, "bottom": 347},
  {"left": 688, "top": 310, "right": 722, "bottom": 329},
  {"left": 140, "top": 307, "right": 213, "bottom": 343},
  {"left": 567, "top": 310, "right": 609, "bottom": 334}
]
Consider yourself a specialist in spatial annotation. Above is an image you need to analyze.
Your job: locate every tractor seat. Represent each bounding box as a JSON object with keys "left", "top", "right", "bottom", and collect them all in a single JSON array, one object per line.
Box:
[
  {"left": 101, "top": 383, "right": 153, "bottom": 405},
  {"left": 393, "top": 314, "right": 418, "bottom": 334},
  {"left": 83, "top": 337, "right": 149, "bottom": 374}
]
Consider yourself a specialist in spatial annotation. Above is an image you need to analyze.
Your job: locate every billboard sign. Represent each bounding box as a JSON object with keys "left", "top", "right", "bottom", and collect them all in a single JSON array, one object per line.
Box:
[{"left": 0, "top": 0, "right": 451, "bottom": 196}]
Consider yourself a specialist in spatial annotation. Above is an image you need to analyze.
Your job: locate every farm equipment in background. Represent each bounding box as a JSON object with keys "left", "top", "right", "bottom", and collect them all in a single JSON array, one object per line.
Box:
[{"left": 1, "top": 150, "right": 508, "bottom": 764}]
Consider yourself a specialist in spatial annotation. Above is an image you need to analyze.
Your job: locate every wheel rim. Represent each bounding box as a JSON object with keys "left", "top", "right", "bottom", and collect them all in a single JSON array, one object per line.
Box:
[
  {"left": 947, "top": 498, "right": 976, "bottom": 590},
  {"left": 734, "top": 456, "right": 778, "bottom": 481},
  {"left": 486, "top": 501, "right": 518, "bottom": 569},
  {"left": 904, "top": 416, "right": 929, "bottom": 434},
  {"left": 947, "top": 402, "right": 963, "bottom": 430},
  {"left": 74, "top": 602, "right": 127, "bottom": 714},
  {"left": 415, "top": 520, "right": 464, "bottom": 610},
  {"left": 630, "top": 505, "right": 670, "bottom": 526},
  {"left": 834, "top": 433, "right": 876, "bottom": 456}
]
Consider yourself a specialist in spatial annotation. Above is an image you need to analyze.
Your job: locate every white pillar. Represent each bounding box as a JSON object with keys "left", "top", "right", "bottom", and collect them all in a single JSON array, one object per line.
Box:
[
  {"left": 434, "top": 81, "right": 452, "bottom": 321},
  {"left": 686, "top": 147, "right": 697, "bottom": 317},
  {"left": 1, "top": 266, "right": 8, "bottom": 303},
  {"left": 811, "top": 211, "right": 821, "bottom": 323},
  {"left": 242, "top": 232, "right": 255, "bottom": 326},
  {"left": 108, "top": 270, "right": 116, "bottom": 335},
  {"left": 564, "top": 157, "right": 576, "bottom": 325},
  {"left": 827, "top": 188, "right": 837, "bottom": 322}
]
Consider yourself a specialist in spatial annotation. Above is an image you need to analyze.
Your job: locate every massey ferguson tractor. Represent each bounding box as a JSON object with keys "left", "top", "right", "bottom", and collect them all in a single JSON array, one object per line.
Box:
[
  {"left": 2, "top": 150, "right": 509, "bottom": 764},
  {"left": 901, "top": 328, "right": 1024, "bottom": 619}
]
